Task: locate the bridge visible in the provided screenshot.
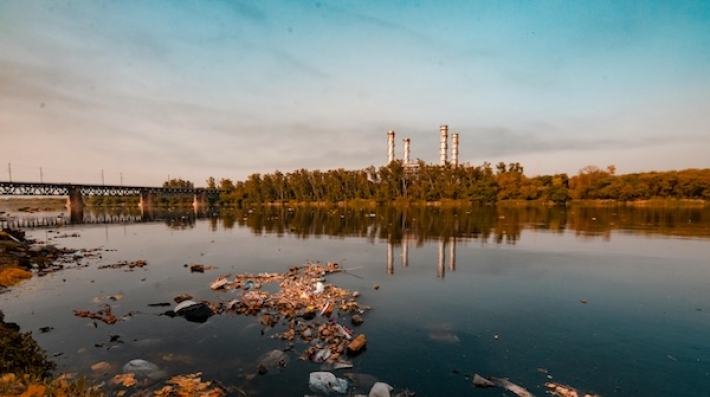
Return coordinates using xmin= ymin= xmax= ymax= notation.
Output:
xmin=0 ymin=181 xmax=225 ymax=210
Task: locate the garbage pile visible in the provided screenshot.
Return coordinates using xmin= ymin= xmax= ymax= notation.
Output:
xmin=206 ymin=262 xmax=369 ymax=365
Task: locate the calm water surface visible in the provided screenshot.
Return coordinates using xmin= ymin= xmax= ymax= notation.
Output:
xmin=1 ymin=206 xmax=709 ymax=396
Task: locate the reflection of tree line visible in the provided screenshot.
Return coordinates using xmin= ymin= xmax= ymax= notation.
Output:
xmin=49 ymin=205 xmax=710 ymax=239
xmin=213 ymin=205 xmax=710 ymax=241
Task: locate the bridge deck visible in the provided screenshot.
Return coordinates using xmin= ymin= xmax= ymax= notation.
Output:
xmin=0 ymin=181 xmax=225 ymax=197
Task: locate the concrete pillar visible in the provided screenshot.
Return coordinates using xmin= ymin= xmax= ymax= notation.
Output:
xmin=139 ymin=191 xmax=154 ymax=210
xmin=193 ymin=192 xmax=208 ymax=210
xmin=66 ymin=187 xmax=84 ymax=210
xmin=387 ymin=130 xmax=395 ymax=164
xmin=403 ymin=138 xmax=410 ymax=165
xmin=451 ymin=133 xmax=459 ymax=167
xmin=439 ymin=125 xmax=448 ymax=166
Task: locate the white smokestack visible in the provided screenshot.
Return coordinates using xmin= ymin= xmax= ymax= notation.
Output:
xmin=387 ymin=130 xmax=395 ymax=164
xmin=403 ymin=137 xmax=410 ymax=165
xmin=451 ymin=133 xmax=459 ymax=167
xmin=439 ymin=125 xmax=448 ymax=166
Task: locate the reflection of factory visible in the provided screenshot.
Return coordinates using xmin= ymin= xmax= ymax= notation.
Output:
xmin=387 ymin=125 xmax=460 ymax=167
xmin=387 ymin=237 xmax=456 ymax=278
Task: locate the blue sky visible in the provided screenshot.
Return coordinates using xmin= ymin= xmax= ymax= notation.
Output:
xmin=1 ymin=0 xmax=709 ymax=186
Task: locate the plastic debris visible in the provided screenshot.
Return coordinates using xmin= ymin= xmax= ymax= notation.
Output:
xmin=368 ymin=382 xmax=393 ymax=397
xmin=210 ymin=277 xmax=228 ymax=290
xmin=472 ymin=374 xmax=495 ymax=388
xmin=545 ymin=382 xmax=602 ymax=397
xmin=172 ymin=300 xmax=214 ymax=323
xmin=490 ymin=377 xmax=536 ymax=397
xmin=309 ymin=371 xmax=349 ymax=394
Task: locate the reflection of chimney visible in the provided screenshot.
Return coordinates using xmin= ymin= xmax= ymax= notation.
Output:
xmin=439 ymin=125 xmax=448 ymax=165
xmin=449 ymin=237 xmax=456 ymax=271
xmin=403 ymin=138 xmax=410 ymax=165
xmin=437 ymin=238 xmax=445 ymax=278
xmin=387 ymin=131 xmax=395 ymax=164
xmin=451 ymin=133 xmax=459 ymax=167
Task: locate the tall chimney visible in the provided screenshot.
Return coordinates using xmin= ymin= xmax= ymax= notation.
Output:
xmin=439 ymin=125 xmax=448 ymax=165
xmin=451 ymin=133 xmax=459 ymax=167
xmin=403 ymin=138 xmax=410 ymax=165
xmin=387 ymin=130 xmax=395 ymax=164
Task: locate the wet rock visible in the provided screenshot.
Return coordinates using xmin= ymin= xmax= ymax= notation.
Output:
xmin=122 ymin=359 xmax=167 ymax=380
xmin=257 ymin=349 xmax=289 ymax=372
xmin=351 ymin=314 xmax=364 ymax=326
xmin=91 ymin=361 xmax=112 ymax=372
xmin=173 ymin=293 xmax=193 ymax=303
xmin=190 ymin=264 xmax=204 ymax=273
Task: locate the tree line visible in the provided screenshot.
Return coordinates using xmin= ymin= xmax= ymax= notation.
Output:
xmin=203 ymin=162 xmax=710 ymax=206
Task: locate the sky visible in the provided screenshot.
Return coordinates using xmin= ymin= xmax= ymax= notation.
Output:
xmin=1 ymin=0 xmax=709 ymax=186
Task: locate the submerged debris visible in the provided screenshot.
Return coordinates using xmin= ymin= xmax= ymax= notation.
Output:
xmin=206 ymin=262 xmax=368 ymax=364
xmin=98 ymin=259 xmax=147 ymax=270
xmin=546 ymin=382 xmax=603 ymax=397
xmin=73 ymin=304 xmax=118 ymax=324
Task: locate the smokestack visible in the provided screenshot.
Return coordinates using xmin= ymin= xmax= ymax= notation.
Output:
xmin=439 ymin=125 xmax=448 ymax=165
xmin=387 ymin=130 xmax=395 ymax=164
xmin=451 ymin=133 xmax=459 ymax=167
xmin=403 ymin=138 xmax=410 ymax=165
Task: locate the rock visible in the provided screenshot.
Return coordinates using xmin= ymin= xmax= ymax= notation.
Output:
xmin=190 ymin=264 xmax=204 ymax=273
xmin=351 ymin=314 xmax=364 ymax=326
xmin=91 ymin=361 xmax=112 ymax=372
xmin=347 ymin=334 xmax=367 ymax=355
xmin=257 ymin=364 xmax=268 ymax=375
xmin=257 ymin=349 xmax=289 ymax=372
xmin=369 ymin=382 xmax=393 ymax=397
xmin=173 ymin=294 xmax=193 ymax=303
xmin=373 ymin=284 xmax=380 ymax=290
xmin=122 ymin=359 xmax=160 ymax=378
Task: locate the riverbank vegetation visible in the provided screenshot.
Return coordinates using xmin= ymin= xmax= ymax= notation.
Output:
xmin=207 ymin=162 xmax=710 ymax=207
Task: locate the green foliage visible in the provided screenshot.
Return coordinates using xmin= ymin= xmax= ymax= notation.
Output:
xmin=0 ymin=330 xmax=56 ymax=377
xmin=209 ymin=163 xmax=709 ymax=207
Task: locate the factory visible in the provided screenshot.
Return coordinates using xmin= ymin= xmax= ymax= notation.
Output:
xmin=387 ymin=125 xmax=459 ymax=167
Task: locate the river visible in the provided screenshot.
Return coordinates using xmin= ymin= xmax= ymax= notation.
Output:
xmin=1 ymin=205 xmax=709 ymax=396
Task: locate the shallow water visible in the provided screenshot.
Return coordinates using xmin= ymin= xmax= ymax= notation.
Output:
xmin=1 ymin=206 xmax=709 ymax=396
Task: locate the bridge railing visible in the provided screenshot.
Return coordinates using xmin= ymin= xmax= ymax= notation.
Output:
xmin=0 ymin=181 xmax=227 ymax=197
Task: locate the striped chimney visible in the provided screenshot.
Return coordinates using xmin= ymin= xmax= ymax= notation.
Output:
xmin=451 ymin=133 xmax=459 ymax=167
xmin=387 ymin=130 xmax=395 ymax=164
xmin=403 ymin=137 xmax=410 ymax=165
xmin=439 ymin=125 xmax=448 ymax=165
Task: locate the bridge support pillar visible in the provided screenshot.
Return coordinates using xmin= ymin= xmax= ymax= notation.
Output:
xmin=193 ymin=192 xmax=208 ymax=211
xmin=66 ymin=187 xmax=84 ymax=224
xmin=139 ymin=191 xmax=155 ymax=210
xmin=66 ymin=187 xmax=84 ymax=210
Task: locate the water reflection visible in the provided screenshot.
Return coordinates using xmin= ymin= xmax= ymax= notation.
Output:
xmin=3 ymin=204 xmax=709 ymax=242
